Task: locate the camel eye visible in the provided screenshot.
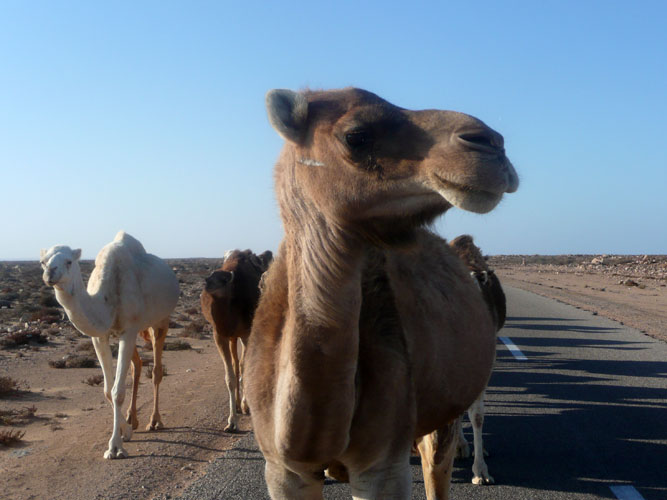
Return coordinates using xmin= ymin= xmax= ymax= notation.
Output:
xmin=345 ymin=130 xmax=373 ymax=150
xmin=66 ymin=260 xmax=72 ymax=268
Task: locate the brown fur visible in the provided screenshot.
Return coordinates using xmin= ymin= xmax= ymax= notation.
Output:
xmin=449 ymin=235 xmax=506 ymax=329
xmin=246 ymin=88 xmax=517 ymax=499
xmin=448 ymin=235 xmax=506 ymax=485
xmin=200 ymin=249 xmax=272 ymax=431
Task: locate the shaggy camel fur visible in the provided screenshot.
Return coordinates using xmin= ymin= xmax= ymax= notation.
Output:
xmin=41 ymin=231 xmax=179 ymax=459
xmin=244 ymin=88 xmax=518 ymax=499
xmin=200 ymin=249 xmax=272 ymax=431
xmin=449 ymin=235 xmax=506 ymax=485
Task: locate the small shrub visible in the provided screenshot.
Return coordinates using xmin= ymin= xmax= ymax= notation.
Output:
xmin=49 ymin=355 xmax=96 ymax=369
xmin=76 ymin=341 xmax=96 ymax=353
xmin=18 ymin=303 xmax=39 ymax=315
xmin=83 ymin=374 xmax=103 ymax=386
xmin=0 ymin=292 xmax=19 ymax=302
xmin=0 ymin=428 xmax=26 ymax=446
xmin=0 ymin=406 xmax=37 ymax=425
xmin=163 ymin=339 xmax=191 ymax=351
xmin=180 ymin=320 xmax=207 ymax=339
xmin=39 ymin=293 xmax=61 ymax=308
xmin=29 ymin=307 xmax=62 ymax=323
xmin=0 ymin=330 xmax=48 ymax=348
xmin=0 ymin=376 xmax=28 ymax=396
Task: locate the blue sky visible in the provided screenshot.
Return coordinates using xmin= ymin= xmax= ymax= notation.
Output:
xmin=1 ymin=1 xmax=665 ymax=259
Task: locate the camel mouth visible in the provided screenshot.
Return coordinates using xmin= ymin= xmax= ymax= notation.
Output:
xmin=432 ymin=174 xmax=504 ymax=214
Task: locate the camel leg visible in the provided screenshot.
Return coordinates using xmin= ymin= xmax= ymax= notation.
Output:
xmin=239 ymin=337 xmax=249 ymax=414
xmin=147 ymin=321 xmax=168 ymax=431
xmin=455 ymin=416 xmax=471 ymax=458
xmin=214 ymin=331 xmax=239 ymax=432
xmin=91 ymin=335 xmax=114 ymax=404
xmin=230 ymin=337 xmax=241 ymax=410
xmin=416 ymin=424 xmax=457 ymax=500
xmin=469 ymin=390 xmax=494 ymax=485
xmin=264 ymin=460 xmax=324 ymax=500
xmin=125 ymin=346 xmax=142 ymax=430
xmin=349 ymin=456 xmax=412 ymax=500
xmin=104 ymin=331 xmax=137 ymax=459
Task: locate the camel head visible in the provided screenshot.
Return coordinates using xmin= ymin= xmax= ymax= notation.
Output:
xmin=258 ymin=250 xmax=274 ymax=270
xmin=204 ymin=270 xmax=235 ymax=299
xmin=266 ymin=88 xmax=518 ymax=243
xmin=40 ymin=245 xmax=82 ymax=290
xmin=449 ymin=235 xmax=489 ymax=274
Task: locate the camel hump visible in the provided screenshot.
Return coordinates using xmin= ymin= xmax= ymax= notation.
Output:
xmin=113 ymin=231 xmax=146 ymax=255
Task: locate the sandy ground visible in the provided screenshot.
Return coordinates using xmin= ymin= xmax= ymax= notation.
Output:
xmin=1 ymin=255 xmax=665 ymax=500
xmin=491 ymin=255 xmax=667 ymax=344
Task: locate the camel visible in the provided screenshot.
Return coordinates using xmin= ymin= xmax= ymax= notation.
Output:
xmin=40 ymin=231 xmax=179 ymax=459
xmin=244 ymin=87 xmax=518 ymax=499
xmin=200 ymin=249 xmax=272 ymax=432
xmin=448 ymin=235 xmax=506 ymax=486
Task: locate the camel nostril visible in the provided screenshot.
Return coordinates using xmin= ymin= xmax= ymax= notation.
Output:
xmin=458 ymin=130 xmax=504 ymax=154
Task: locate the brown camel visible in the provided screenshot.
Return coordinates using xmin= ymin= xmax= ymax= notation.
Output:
xmin=245 ymin=87 xmax=518 ymax=499
xmin=448 ymin=234 xmax=506 ymax=485
xmin=200 ymin=249 xmax=271 ymax=432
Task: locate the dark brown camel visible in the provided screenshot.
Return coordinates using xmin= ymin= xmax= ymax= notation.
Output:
xmin=449 ymin=234 xmax=506 ymax=485
xmin=200 ymin=249 xmax=272 ymax=431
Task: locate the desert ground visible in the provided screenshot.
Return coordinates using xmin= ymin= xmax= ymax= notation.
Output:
xmin=1 ymin=254 xmax=666 ymax=499
xmin=490 ymin=254 xmax=667 ymax=343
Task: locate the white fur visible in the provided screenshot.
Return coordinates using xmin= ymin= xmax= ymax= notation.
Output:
xmin=41 ymin=231 xmax=179 ymax=459
xmin=296 ymin=157 xmax=325 ymax=167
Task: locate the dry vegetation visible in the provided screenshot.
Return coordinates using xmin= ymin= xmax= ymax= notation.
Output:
xmin=0 ymin=428 xmax=26 ymax=446
xmin=0 ymin=406 xmax=37 ymax=426
xmin=0 ymin=376 xmax=28 ymax=396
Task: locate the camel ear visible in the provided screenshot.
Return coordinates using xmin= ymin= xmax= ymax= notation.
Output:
xmin=72 ymin=249 xmax=82 ymax=261
xmin=40 ymin=249 xmax=46 ymax=259
xmin=266 ymin=89 xmax=308 ymax=144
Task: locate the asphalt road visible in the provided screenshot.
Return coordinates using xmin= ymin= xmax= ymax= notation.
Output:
xmin=176 ymin=286 xmax=667 ymax=500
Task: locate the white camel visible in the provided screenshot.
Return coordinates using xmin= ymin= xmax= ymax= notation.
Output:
xmin=40 ymin=231 xmax=179 ymax=459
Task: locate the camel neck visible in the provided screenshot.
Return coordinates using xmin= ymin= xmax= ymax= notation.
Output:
xmin=287 ymin=215 xmax=365 ymax=329
xmin=271 ymin=170 xmax=368 ymax=461
xmin=278 ymin=154 xmax=366 ymax=329
xmin=55 ymin=264 xmax=113 ymax=337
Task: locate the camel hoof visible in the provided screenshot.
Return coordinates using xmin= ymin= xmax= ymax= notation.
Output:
xmin=224 ymin=422 xmax=238 ymax=433
xmin=104 ymin=447 xmax=128 ymax=459
xmin=147 ymin=421 xmax=164 ymax=431
xmin=472 ymin=473 xmax=494 ymax=485
xmin=241 ymin=402 xmax=250 ymax=415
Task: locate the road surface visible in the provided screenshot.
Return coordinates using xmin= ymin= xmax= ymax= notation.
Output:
xmin=175 ymin=286 xmax=667 ymax=500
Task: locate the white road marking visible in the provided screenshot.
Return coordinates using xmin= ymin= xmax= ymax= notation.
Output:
xmin=610 ymin=485 xmax=646 ymax=500
xmin=498 ymin=337 xmax=527 ymax=361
